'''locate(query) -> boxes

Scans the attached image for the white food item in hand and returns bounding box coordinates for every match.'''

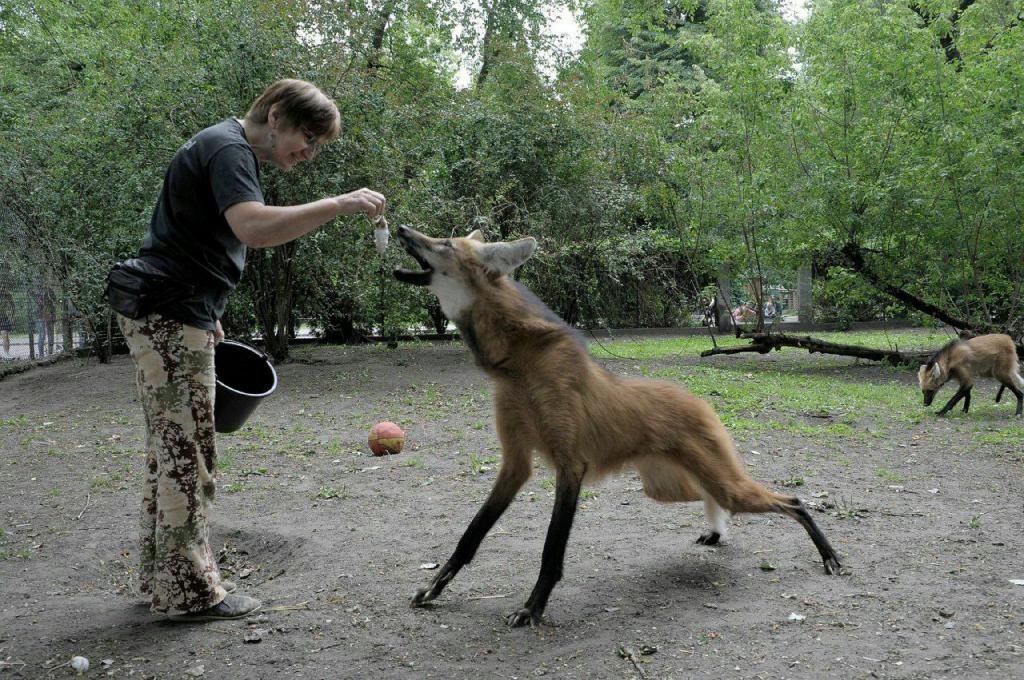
[373,216,389,253]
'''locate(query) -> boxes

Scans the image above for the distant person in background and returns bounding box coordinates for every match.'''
[732,302,755,325]
[0,291,14,359]
[764,296,777,320]
[703,297,717,327]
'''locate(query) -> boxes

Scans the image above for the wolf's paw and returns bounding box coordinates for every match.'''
[506,607,543,628]
[823,556,842,576]
[410,587,438,607]
[695,531,722,546]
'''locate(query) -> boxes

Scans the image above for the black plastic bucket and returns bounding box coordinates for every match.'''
[214,340,278,433]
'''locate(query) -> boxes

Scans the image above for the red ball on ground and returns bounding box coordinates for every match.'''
[368,421,405,456]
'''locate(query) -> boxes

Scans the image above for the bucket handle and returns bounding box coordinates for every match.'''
[222,339,273,365]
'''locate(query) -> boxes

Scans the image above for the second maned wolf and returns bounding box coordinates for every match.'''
[918,334,1024,416]
[393,226,841,627]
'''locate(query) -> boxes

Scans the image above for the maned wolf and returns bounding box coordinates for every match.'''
[393,226,841,627]
[918,334,1024,416]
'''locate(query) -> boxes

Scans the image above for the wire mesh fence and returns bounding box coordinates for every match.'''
[0,205,90,364]
[0,266,89,363]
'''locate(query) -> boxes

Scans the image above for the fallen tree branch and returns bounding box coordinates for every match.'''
[700,332,934,366]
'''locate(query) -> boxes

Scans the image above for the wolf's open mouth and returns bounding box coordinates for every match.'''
[393,233,433,286]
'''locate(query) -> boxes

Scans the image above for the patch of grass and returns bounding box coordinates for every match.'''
[402,383,451,419]
[399,457,425,469]
[0,549,33,560]
[651,362,916,440]
[580,489,598,501]
[539,477,555,491]
[828,495,869,520]
[976,424,1024,446]
[90,476,114,490]
[325,439,352,457]
[774,477,805,488]
[0,415,30,429]
[589,330,955,362]
[875,468,905,483]
[235,425,277,444]
[218,449,238,473]
[224,481,245,493]
[240,467,268,477]
[466,452,497,474]
[589,336,747,360]
[315,485,347,500]
[813,330,954,353]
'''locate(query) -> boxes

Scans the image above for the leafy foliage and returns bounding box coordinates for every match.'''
[2,0,1022,361]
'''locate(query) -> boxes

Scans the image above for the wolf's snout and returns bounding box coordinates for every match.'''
[392,226,433,286]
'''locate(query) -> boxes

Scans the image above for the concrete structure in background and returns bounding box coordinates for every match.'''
[716,263,734,333]
[797,264,813,323]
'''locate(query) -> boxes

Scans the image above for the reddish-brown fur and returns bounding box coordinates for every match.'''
[470,267,799,512]
[918,334,1024,416]
[396,227,840,627]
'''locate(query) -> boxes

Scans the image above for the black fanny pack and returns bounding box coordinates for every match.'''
[104,258,195,320]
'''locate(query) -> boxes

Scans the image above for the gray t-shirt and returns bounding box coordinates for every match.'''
[138,118,263,330]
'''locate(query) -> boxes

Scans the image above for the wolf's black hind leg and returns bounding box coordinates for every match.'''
[785,498,841,575]
[696,531,721,545]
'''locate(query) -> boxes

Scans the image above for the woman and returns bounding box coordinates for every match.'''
[115,79,387,622]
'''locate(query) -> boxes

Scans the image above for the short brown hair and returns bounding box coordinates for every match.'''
[246,79,341,143]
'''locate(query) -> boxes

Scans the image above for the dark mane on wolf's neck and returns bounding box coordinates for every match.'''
[454,277,585,374]
[926,338,962,368]
[510,280,586,349]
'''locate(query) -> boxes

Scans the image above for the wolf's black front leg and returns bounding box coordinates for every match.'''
[412,464,528,607]
[937,386,970,416]
[507,467,583,627]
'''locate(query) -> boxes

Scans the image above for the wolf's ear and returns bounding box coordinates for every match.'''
[477,237,537,275]
[931,363,942,380]
[466,230,486,242]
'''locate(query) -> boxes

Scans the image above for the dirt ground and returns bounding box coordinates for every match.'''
[1,338,1022,679]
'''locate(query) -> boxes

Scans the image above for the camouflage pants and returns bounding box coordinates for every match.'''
[118,313,228,614]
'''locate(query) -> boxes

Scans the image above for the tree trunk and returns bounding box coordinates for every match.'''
[477,2,497,87]
[366,0,397,72]
[797,263,813,323]
[426,300,447,335]
[250,241,297,363]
